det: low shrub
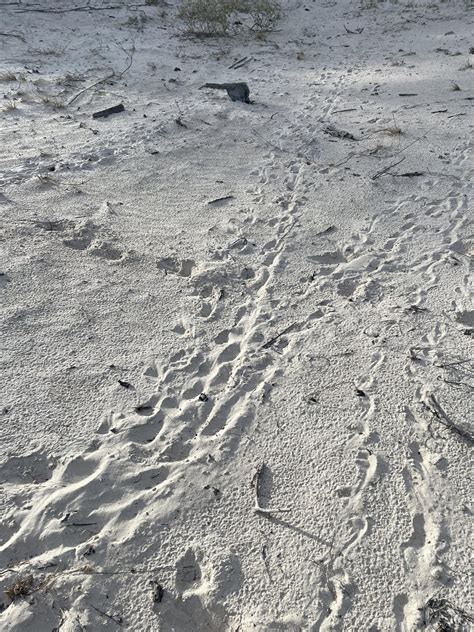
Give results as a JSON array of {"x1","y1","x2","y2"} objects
[{"x1": 177, "y1": 0, "x2": 282, "y2": 35}]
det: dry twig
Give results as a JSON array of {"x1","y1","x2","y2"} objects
[
  {"x1": 371, "y1": 157, "x2": 406, "y2": 180},
  {"x1": 68, "y1": 42, "x2": 135, "y2": 106},
  {"x1": 422, "y1": 392, "x2": 473, "y2": 444}
]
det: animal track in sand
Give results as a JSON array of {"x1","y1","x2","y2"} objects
[
  {"x1": 175, "y1": 548, "x2": 202, "y2": 592},
  {"x1": 9, "y1": 59, "x2": 449, "y2": 625},
  {"x1": 156, "y1": 257, "x2": 195, "y2": 277},
  {"x1": 88, "y1": 240, "x2": 123, "y2": 260},
  {"x1": 399, "y1": 408, "x2": 451, "y2": 627},
  {"x1": 1, "y1": 7, "x2": 472, "y2": 630},
  {"x1": 0, "y1": 450, "x2": 53, "y2": 485},
  {"x1": 308, "y1": 250, "x2": 346, "y2": 265},
  {"x1": 320, "y1": 348, "x2": 386, "y2": 628}
]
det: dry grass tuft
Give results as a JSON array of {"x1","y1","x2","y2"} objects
[
  {"x1": 36, "y1": 174, "x2": 58, "y2": 187},
  {"x1": 40, "y1": 95, "x2": 65, "y2": 108},
  {"x1": 422, "y1": 597, "x2": 474, "y2": 630},
  {"x1": 59, "y1": 72, "x2": 83, "y2": 86},
  {"x1": 5, "y1": 576, "x2": 34, "y2": 601},
  {"x1": 177, "y1": 0, "x2": 233, "y2": 35},
  {"x1": 177, "y1": 0, "x2": 281, "y2": 35},
  {"x1": 0, "y1": 70, "x2": 17, "y2": 82},
  {"x1": 2, "y1": 99, "x2": 18, "y2": 111},
  {"x1": 244, "y1": 0, "x2": 282, "y2": 32},
  {"x1": 34, "y1": 44, "x2": 67, "y2": 57}
]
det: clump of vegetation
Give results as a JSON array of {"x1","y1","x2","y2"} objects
[
  {"x1": 0, "y1": 70, "x2": 17, "y2": 82},
  {"x1": 421, "y1": 597, "x2": 474, "y2": 630},
  {"x1": 125, "y1": 13, "x2": 148, "y2": 29},
  {"x1": 34, "y1": 44, "x2": 67, "y2": 57},
  {"x1": 5, "y1": 576, "x2": 34, "y2": 601},
  {"x1": 241, "y1": 0, "x2": 282, "y2": 32},
  {"x1": 59, "y1": 72, "x2": 82, "y2": 86},
  {"x1": 2, "y1": 99, "x2": 18, "y2": 112},
  {"x1": 177, "y1": 0, "x2": 234, "y2": 35},
  {"x1": 459, "y1": 57, "x2": 472, "y2": 70},
  {"x1": 40, "y1": 95, "x2": 65, "y2": 108},
  {"x1": 36, "y1": 173, "x2": 57, "y2": 186},
  {"x1": 177, "y1": 0, "x2": 282, "y2": 36}
]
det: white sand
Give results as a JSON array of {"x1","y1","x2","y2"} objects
[{"x1": 1, "y1": 0, "x2": 473, "y2": 629}]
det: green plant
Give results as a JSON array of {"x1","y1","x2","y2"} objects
[
  {"x1": 177, "y1": 0, "x2": 282, "y2": 35},
  {"x1": 177, "y1": 0, "x2": 234, "y2": 34},
  {"x1": 239, "y1": 0, "x2": 281, "y2": 31}
]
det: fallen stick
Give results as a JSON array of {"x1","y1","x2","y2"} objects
[
  {"x1": 278, "y1": 219, "x2": 298, "y2": 243},
  {"x1": 1, "y1": 563, "x2": 175, "y2": 579},
  {"x1": 229, "y1": 56, "x2": 247, "y2": 69},
  {"x1": 68, "y1": 73, "x2": 114, "y2": 106},
  {"x1": 15, "y1": 3, "x2": 147, "y2": 13},
  {"x1": 0, "y1": 31, "x2": 26, "y2": 41},
  {"x1": 332, "y1": 108, "x2": 357, "y2": 114},
  {"x1": 208, "y1": 195, "x2": 234, "y2": 205},
  {"x1": 434, "y1": 358, "x2": 474, "y2": 369},
  {"x1": 233, "y1": 57, "x2": 252, "y2": 70},
  {"x1": 229, "y1": 56, "x2": 252, "y2": 70},
  {"x1": 335, "y1": 135, "x2": 423, "y2": 171},
  {"x1": 92, "y1": 103, "x2": 125, "y2": 119},
  {"x1": 89, "y1": 604, "x2": 123, "y2": 627},
  {"x1": 393, "y1": 171, "x2": 424, "y2": 177},
  {"x1": 388, "y1": 135, "x2": 424, "y2": 158},
  {"x1": 314, "y1": 225, "x2": 336, "y2": 236},
  {"x1": 422, "y1": 392, "x2": 473, "y2": 444},
  {"x1": 68, "y1": 44, "x2": 134, "y2": 106},
  {"x1": 262, "y1": 325, "x2": 294, "y2": 349},
  {"x1": 371, "y1": 156, "x2": 406, "y2": 180},
  {"x1": 437, "y1": 376, "x2": 474, "y2": 391}
]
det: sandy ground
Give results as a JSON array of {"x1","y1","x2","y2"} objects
[{"x1": 1, "y1": 0, "x2": 473, "y2": 630}]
